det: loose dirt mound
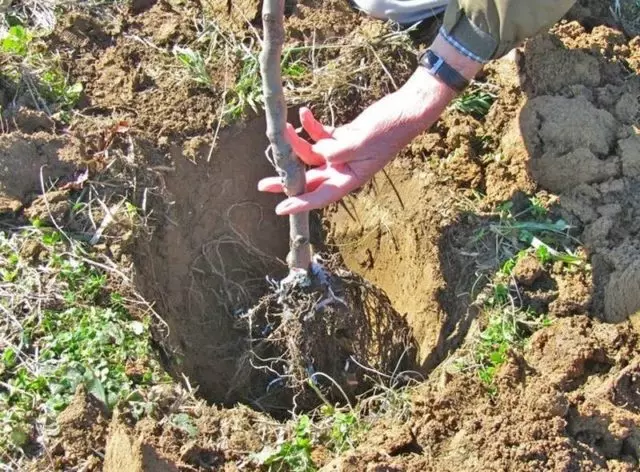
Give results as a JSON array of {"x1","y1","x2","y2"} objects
[
  {"x1": 327, "y1": 19, "x2": 640, "y2": 364},
  {"x1": 518, "y1": 23, "x2": 640, "y2": 323},
  {"x1": 322, "y1": 316, "x2": 640, "y2": 471}
]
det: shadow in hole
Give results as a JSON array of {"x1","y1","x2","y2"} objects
[{"x1": 131, "y1": 112, "x2": 292, "y2": 406}]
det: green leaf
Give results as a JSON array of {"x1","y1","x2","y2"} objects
[
  {"x1": 2, "y1": 348, "x2": 17, "y2": 368},
  {"x1": 10, "y1": 426, "x2": 28, "y2": 447},
  {"x1": 170, "y1": 413, "x2": 198, "y2": 438},
  {"x1": 84, "y1": 370, "x2": 107, "y2": 406},
  {"x1": 67, "y1": 82, "x2": 83, "y2": 95},
  {"x1": 1, "y1": 25, "x2": 32, "y2": 56}
]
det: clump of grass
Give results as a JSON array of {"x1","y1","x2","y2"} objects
[
  {"x1": 252, "y1": 357, "x2": 416, "y2": 470},
  {"x1": 0, "y1": 23, "x2": 83, "y2": 119},
  {"x1": 471, "y1": 264, "x2": 552, "y2": 394},
  {"x1": 451, "y1": 84, "x2": 497, "y2": 118},
  {"x1": 222, "y1": 47, "x2": 308, "y2": 122},
  {"x1": 170, "y1": 18, "x2": 311, "y2": 123},
  {"x1": 173, "y1": 46, "x2": 212, "y2": 86},
  {"x1": 0, "y1": 226, "x2": 167, "y2": 463}
]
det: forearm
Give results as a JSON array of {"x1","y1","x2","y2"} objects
[{"x1": 347, "y1": 33, "x2": 482, "y2": 157}]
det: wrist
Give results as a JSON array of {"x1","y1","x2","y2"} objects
[
  {"x1": 429, "y1": 32, "x2": 483, "y2": 82},
  {"x1": 401, "y1": 67, "x2": 456, "y2": 123}
]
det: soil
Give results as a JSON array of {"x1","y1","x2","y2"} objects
[
  {"x1": 2, "y1": 0, "x2": 640, "y2": 470},
  {"x1": 322, "y1": 316, "x2": 640, "y2": 471}
]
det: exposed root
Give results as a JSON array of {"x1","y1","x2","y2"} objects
[{"x1": 231, "y1": 254, "x2": 417, "y2": 413}]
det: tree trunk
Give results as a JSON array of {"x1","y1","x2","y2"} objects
[{"x1": 259, "y1": 0, "x2": 311, "y2": 272}]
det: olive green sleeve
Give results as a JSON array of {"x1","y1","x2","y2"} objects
[{"x1": 441, "y1": 0, "x2": 577, "y2": 62}]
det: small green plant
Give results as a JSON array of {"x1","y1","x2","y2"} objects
[
  {"x1": 1, "y1": 25, "x2": 33, "y2": 56},
  {"x1": 173, "y1": 46, "x2": 212, "y2": 86},
  {"x1": 459, "y1": 195, "x2": 589, "y2": 393},
  {"x1": 452, "y1": 87, "x2": 496, "y2": 117},
  {"x1": 317, "y1": 404, "x2": 361, "y2": 454},
  {"x1": 475, "y1": 314, "x2": 518, "y2": 388},
  {"x1": 0, "y1": 24, "x2": 83, "y2": 115},
  {"x1": 40, "y1": 68, "x2": 83, "y2": 109},
  {"x1": 328, "y1": 411, "x2": 358, "y2": 453},
  {"x1": 256, "y1": 415, "x2": 316, "y2": 472},
  {"x1": 223, "y1": 51, "x2": 262, "y2": 121},
  {"x1": 528, "y1": 196, "x2": 548, "y2": 219},
  {"x1": 169, "y1": 413, "x2": 198, "y2": 438},
  {"x1": 223, "y1": 47, "x2": 307, "y2": 122}
]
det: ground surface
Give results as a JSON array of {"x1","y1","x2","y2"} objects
[{"x1": 1, "y1": 0, "x2": 639, "y2": 471}]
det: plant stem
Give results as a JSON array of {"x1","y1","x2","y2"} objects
[{"x1": 260, "y1": 0, "x2": 311, "y2": 272}]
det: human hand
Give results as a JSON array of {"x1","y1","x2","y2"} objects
[
  {"x1": 258, "y1": 106, "x2": 397, "y2": 215},
  {"x1": 257, "y1": 32, "x2": 482, "y2": 216}
]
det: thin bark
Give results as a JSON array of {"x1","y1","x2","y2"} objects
[{"x1": 260, "y1": 0, "x2": 311, "y2": 272}]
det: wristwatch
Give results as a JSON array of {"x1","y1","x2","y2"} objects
[{"x1": 418, "y1": 49, "x2": 469, "y2": 93}]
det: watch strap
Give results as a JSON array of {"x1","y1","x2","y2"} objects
[{"x1": 418, "y1": 49, "x2": 469, "y2": 93}]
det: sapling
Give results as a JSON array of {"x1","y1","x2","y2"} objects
[
  {"x1": 259, "y1": 0, "x2": 311, "y2": 276},
  {"x1": 243, "y1": 0, "x2": 414, "y2": 410}
]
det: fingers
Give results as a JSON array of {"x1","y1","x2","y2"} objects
[
  {"x1": 257, "y1": 168, "x2": 329, "y2": 194},
  {"x1": 275, "y1": 173, "x2": 358, "y2": 215},
  {"x1": 286, "y1": 124, "x2": 324, "y2": 166},
  {"x1": 300, "y1": 107, "x2": 333, "y2": 141}
]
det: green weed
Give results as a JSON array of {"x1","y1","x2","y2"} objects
[
  {"x1": 40, "y1": 69, "x2": 83, "y2": 109},
  {"x1": 0, "y1": 24, "x2": 83, "y2": 116},
  {"x1": 460, "y1": 196, "x2": 588, "y2": 392},
  {"x1": 528, "y1": 196, "x2": 548, "y2": 219},
  {"x1": 173, "y1": 46, "x2": 212, "y2": 86},
  {"x1": 256, "y1": 415, "x2": 316, "y2": 472},
  {"x1": 318, "y1": 404, "x2": 360, "y2": 454},
  {"x1": 222, "y1": 48, "x2": 308, "y2": 122},
  {"x1": 452, "y1": 87, "x2": 496, "y2": 117},
  {"x1": 1, "y1": 25, "x2": 33, "y2": 56},
  {"x1": 222, "y1": 51, "x2": 262, "y2": 122},
  {"x1": 0, "y1": 228, "x2": 165, "y2": 459}
]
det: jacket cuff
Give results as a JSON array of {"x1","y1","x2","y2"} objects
[{"x1": 440, "y1": 12, "x2": 497, "y2": 64}]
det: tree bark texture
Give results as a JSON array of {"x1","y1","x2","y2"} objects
[{"x1": 260, "y1": 0, "x2": 311, "y2": 272}]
